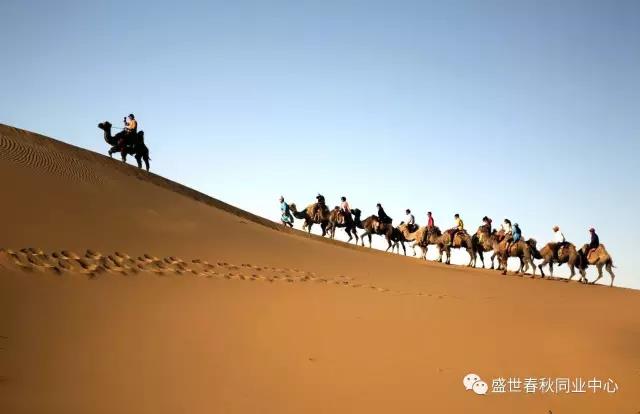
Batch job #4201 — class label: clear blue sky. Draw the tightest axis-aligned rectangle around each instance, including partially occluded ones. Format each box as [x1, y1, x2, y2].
[2, 0, 639, 288]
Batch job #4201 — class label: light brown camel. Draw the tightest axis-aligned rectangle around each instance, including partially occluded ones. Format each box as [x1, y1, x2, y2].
[396, 224, 428, 259]
[579, 244, 616, 287]
[493, 238, 539, 276]
[326, 208, 360, 243]
[289, 202, 330, 236]
[537, 242, 587, 282]
[423, 226, 476, 267]
[355, 215, 395, 251]
[472, 227, 500, 269]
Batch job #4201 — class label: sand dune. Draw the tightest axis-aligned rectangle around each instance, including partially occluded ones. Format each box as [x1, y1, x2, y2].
[1, 123, 639, 413]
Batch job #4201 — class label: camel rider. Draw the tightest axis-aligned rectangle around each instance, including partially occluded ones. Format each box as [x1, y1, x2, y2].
[587, 228, 600, 258]
[377, 203, 391, 224]
[340, 196, 351, 224]
[447, 213, 464, 242]
[119, 114, 138, 151]
[125, 114, 138, 134]
[279, 196, 293, 228]
[404, 209, 416, 232]
[481, 216, 492, 234]
[506, 223, 521, 254]
[500, 219, 513, 242]
[313, 194, 326, 221]
[374, 203, 391, 231]
[552, 226, 566, 258]
[426, 211, 434, 229]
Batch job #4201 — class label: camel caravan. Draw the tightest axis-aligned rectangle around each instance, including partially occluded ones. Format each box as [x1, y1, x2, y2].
[279, 195, 616, 287]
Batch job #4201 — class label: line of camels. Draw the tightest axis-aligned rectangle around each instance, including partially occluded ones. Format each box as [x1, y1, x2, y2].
[287, 202, 616, 287]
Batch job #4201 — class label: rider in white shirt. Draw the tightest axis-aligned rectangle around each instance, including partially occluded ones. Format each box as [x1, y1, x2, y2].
[405, 209, 416, 231]
[552, 226, 566, 244]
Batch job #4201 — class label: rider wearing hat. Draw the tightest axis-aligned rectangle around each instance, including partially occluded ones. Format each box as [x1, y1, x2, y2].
[552, 225, 567, 258]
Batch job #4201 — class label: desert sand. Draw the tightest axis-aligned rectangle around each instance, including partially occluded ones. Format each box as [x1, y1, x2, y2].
[1, 123, 639, 413]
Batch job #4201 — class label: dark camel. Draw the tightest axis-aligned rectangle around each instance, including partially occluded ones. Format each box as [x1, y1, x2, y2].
[289, 202, 330, 236]
[98, 121, 150, 171]
[327, 208, 360, 243]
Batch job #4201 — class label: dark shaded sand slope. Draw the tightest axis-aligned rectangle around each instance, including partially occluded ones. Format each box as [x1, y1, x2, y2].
[1, 123, 639, 413]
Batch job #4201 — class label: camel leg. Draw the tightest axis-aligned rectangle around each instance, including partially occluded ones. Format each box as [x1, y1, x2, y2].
[467, 248, 474, 267]
[549, 262, 554, 277]
[144, 155, 150, 171]
[606, 262, 615, 287]
[501, 256, 508, 275]
[445, 247, 451, 265]
[538, 259, 548, 277]
[368, 233, 372, 248]
[591, 264, 604, 285]
[384, 236, 393, 252]
[411, 242, 418, 257]
[135, 154, 142, 169]
[490, 253, 496, 269]
[478, 250, 485, 268]
[579, 268, 588, 284]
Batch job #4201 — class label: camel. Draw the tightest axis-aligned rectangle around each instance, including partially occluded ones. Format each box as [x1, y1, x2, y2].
[423, 227, 476, 267]
[355, 215, 395, 252]
[396, 224, 428, 259]
[472, 228, 500, 269]
[494, 238, 540, 276]
[537, 242, 587, 282]
[98, 122, 150, 171]
[326, 208, 360, 243]
[579, 244, 616, 287]
[289, 203, 330, 236]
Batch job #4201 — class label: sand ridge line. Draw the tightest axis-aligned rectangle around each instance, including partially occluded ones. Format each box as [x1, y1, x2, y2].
[0, 132, 104, 184]
[0, 248, 449, 299]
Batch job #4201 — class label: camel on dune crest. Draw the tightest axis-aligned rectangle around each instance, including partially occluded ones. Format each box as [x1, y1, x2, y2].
[396, 224, 428, 259]
[494, 238, 540, 276]
[472, 228, 500, 269]
[537, 242, 587, 282]
[579, 244, 616, 287]
[289, 203, 330, 236]
[355, 215, 396, 252]
[423, 227, 476, 267]
[326, 208, 360, 243]
[98, 122, 150, 171]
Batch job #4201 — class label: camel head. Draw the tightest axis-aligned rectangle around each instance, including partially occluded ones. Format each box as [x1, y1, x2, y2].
[351, 208, 361, 218]
[97, 121, 112, 131]
[289, 203, 298, 213]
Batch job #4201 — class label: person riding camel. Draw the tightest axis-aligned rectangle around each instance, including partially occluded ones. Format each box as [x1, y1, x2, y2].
[312, 194, 326, 222]
[375, 203, 392, 231]
[552, 225, 566, 258]
[500, 218, 513, 243]
[118, 114, 138, 153]
[507, 223, 522, 254]
[279, 196, 293, 228]
[587, 228, 600, 259]
[447, 213, 464, 243]
[339, 196, 351, 224]
[480, 216, 492, 234]
[426, 211, 434, 229]
[404, 209, 416, 232]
